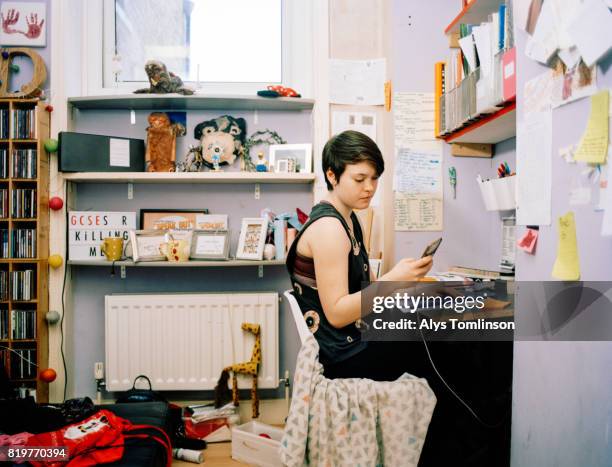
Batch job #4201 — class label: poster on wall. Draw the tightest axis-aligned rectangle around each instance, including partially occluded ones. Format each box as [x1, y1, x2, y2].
[0, 2, 46, 47]
[68, 212, 136, 261]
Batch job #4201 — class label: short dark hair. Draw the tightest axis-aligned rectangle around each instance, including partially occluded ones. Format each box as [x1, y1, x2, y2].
[322, 130, 384, 190]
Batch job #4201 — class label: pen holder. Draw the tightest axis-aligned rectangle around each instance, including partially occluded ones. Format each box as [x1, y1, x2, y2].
[477, 175, 516, 211]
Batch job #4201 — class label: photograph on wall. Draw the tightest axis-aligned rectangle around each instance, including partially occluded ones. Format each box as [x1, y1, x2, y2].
[0, 2, 46, 47]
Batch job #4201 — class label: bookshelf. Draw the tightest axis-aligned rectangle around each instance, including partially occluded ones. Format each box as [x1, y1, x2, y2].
[0, 99, 49, 402]
[62, 172, 316, 184]
[435, 0, 516, 145]
[445, 0, 507, 35]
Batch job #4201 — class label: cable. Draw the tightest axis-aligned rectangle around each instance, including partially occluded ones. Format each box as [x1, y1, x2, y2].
[60, 191, 70, 402]
[0, 345, 38, 368]
[415, 310, 507, 429]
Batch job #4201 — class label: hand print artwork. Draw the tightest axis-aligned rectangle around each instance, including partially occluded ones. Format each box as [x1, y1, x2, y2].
[0, 3, 46, 46]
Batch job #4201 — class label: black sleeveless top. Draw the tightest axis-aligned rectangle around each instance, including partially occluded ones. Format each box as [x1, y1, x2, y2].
[286, 202, 370, 365]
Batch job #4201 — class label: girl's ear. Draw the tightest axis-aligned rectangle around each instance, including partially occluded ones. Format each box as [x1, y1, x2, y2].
[325, 169, 336, 188]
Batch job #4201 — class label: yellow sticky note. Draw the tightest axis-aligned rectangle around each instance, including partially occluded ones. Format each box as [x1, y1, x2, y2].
[574, 90, 609, 164]
[552, 211, 580, 281]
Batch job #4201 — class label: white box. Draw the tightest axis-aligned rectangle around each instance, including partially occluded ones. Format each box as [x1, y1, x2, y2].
[231, 421, 284, 467]
[477, 175, 516, 211]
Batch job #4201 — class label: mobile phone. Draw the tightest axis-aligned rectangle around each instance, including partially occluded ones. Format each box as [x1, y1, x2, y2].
[421, 238, 442, 258]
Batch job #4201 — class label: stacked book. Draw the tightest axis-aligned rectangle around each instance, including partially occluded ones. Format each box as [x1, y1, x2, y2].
[0, 271, 7, 301]
[436, 1, 515, 137]
[11, 228, 37, 258]
[0, 189, 8, 218]
[0, 148, 8, 178]
[10, 269, 35, 301]
[0, 308, 7, 339]
[11, 348, 36, 379]
[11, 108, 36, 139]
[0, 109, 9, 139]
[12, 149, 37, 179]
[10, 309, 36, 339]
[11, 188, 37, 218]
[0, 229, 9, 258]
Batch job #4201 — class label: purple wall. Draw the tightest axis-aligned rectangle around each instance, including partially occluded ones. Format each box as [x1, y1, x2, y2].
[4, 0, 51, 93]
[511, 23, 612, 467]
[392, 0, 516, 272]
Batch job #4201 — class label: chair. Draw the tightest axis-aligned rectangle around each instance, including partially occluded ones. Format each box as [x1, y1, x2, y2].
[283, 289, 310, 345]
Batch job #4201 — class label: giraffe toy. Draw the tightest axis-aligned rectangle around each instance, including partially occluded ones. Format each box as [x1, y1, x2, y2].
[214, 322, 262, 418]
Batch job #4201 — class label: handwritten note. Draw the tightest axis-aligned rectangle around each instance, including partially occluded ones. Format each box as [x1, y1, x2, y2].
[517, 111, 553, 225]
[574, 90, 609, 164]
[394, 148, 442, 194]
[393, 92, 440, 151]
[552, 211, 580, 280]
[394, 194, 442, 231]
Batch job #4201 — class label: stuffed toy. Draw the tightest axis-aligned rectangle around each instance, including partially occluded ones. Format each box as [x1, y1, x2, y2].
[145, 112, 186, 172]
[214, 323, 262, 419]
[134, 60, 194, 95]
[179, 115, 247, 172]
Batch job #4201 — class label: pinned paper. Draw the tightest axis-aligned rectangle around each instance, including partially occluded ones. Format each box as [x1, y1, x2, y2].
[552, 211, 580, 280]
[574, 90, 609, 163]
[567, 0, 612, 67]
[517, 228, 539, 254]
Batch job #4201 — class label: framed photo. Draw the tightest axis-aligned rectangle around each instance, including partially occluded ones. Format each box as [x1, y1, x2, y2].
[140, 209, 208, 230]
[196, 214, 228, 231]
[269, 144, 312, 173]
[129, 230, 166, 262]
[190, 230, 231, 260]
[236, 218, 268, 260]
[0, 2, 47, 47]
[275, 159, 289, 173]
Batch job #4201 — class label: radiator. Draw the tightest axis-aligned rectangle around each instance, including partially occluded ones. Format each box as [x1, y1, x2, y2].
[104, 292, 279, 391]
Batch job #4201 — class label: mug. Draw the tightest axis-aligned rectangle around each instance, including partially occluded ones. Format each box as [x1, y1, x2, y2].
[159, 239, 190, 262]
[101, 237, 124, 261]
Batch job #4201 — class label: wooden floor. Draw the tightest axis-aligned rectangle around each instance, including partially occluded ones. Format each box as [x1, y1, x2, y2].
[172, 442, 247, 466]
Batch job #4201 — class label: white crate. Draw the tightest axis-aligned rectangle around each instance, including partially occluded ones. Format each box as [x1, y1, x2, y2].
[231, 421, 284, 467]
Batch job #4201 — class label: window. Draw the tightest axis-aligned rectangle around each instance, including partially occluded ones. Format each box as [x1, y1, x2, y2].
[91, 0, 311, 95]
[112, 0, 281, 84]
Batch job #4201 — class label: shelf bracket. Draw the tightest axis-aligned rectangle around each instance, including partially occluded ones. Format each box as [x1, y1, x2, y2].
[254, 183, 261, 200]
[258, 265, 264, 279]
[127, 182, 134, 200]
[130, 110, 136, 125]
[254, 109, 259, 125]
[120, 266, 126, 279]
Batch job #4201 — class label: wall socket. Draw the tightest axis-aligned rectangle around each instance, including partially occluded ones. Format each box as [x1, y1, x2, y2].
[94, 362, 104, 379]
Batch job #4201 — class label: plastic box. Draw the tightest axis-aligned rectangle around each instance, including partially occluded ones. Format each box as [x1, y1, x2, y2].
[231, 421, 284, 467]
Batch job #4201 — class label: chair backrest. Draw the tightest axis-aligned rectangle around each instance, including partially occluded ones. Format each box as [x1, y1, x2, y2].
[283, 289, 310, 345]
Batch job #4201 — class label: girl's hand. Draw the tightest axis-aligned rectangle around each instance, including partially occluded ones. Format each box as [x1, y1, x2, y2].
[383, 256, 433, 282]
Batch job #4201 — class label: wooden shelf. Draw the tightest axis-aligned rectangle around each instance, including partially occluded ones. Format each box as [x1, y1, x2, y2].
[68, 94, 315, 111]
[69, 259, 286, 267]
[62, 171, 316, 184]
[445, 0, 506, 34]
[440, 103, 516, 144]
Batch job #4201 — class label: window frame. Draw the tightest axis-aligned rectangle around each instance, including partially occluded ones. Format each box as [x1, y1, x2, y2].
[83, 0, 312, 96]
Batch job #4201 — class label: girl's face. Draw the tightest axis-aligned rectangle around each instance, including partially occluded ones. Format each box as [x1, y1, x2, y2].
[327, 161, 379, 209]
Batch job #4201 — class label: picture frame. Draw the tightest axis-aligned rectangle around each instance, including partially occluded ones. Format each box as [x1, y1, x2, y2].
[236, 218, 268, 260]
[269, 144, 312, 173]
[0, 2, 47, 47]
[140, 209, 208, 231]
[190, 230, 231, 260]
[196, 214, 229, 231]
[129, 230, 167, 262]
[275, 159, 289, 173]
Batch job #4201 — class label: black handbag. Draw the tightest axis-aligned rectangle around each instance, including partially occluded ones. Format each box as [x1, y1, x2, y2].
[116, 375, 167, 403]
